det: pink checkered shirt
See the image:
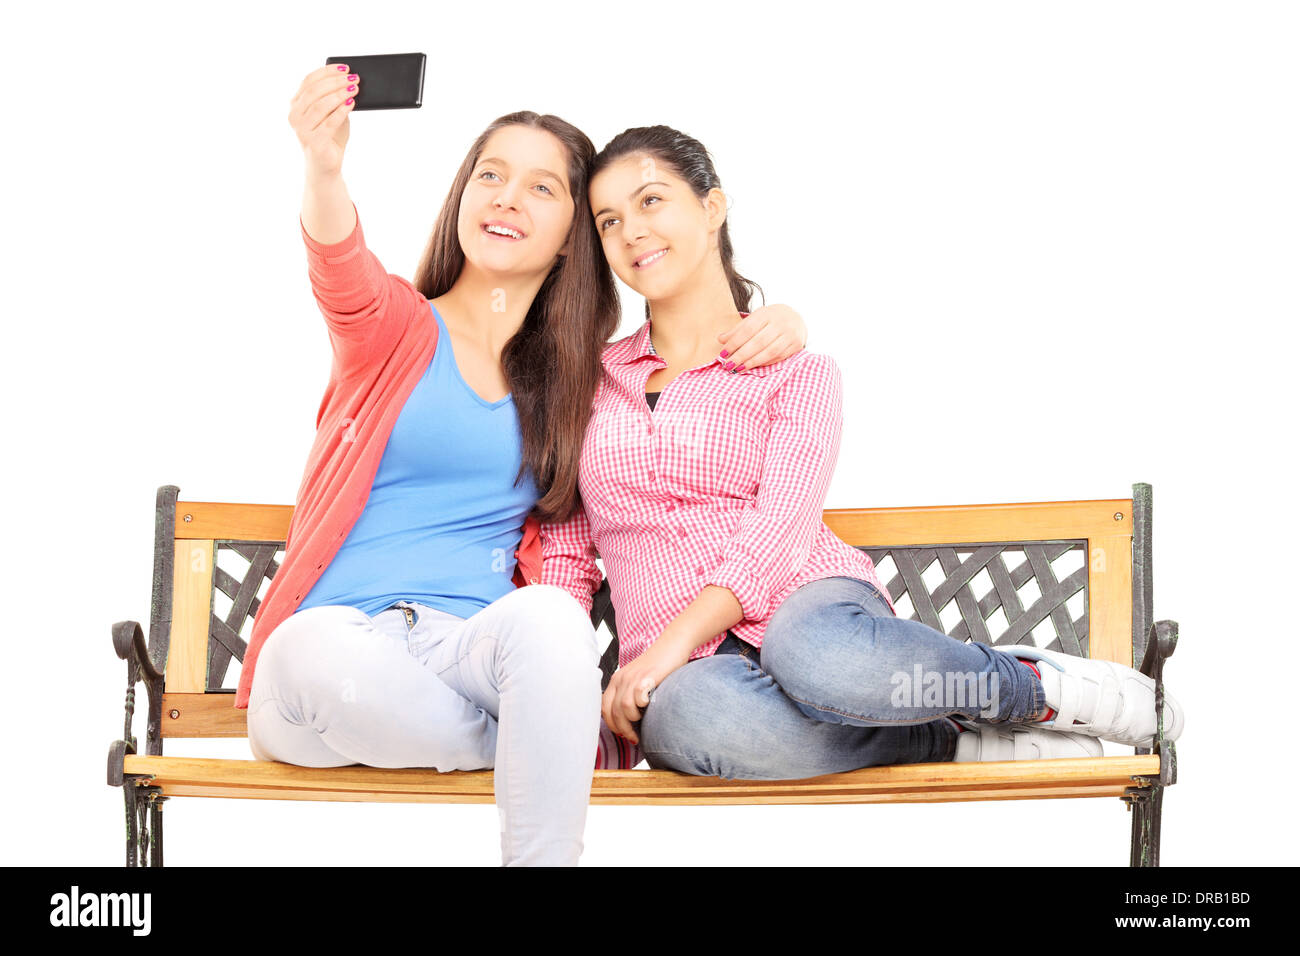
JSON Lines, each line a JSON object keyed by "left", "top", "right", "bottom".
{"left": 541, "top": 318, "right": 895, "bottom": 668}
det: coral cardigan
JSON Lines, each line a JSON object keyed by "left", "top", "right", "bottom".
{"left": 233, "top": 205, "right": 542, "bottom": 709}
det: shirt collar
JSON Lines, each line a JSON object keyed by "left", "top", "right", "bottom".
{"left": 605, "top": 315, "right": 787, "bottom": 376}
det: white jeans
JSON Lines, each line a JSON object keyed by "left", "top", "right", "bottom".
{"left": 247, "top": 584, "right": 602, "bottom": 866}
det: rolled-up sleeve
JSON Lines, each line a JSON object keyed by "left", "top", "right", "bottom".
{"left": 300, "top": 202, "right": 421, "bottom": 379}
{"left": 540, "top": 502, "right": 603, "bottom": 616}
{"left": 707, "top": 353, "right": 844, "bottom": 621}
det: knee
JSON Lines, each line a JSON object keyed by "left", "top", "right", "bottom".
{"left": 514, "top": 583, "right": 594, "bottom": 625}
{"left": 761, "top": 597, "right": 882, "bottom": 698}
{"left": 494, "top": 585, "right": 601, "bottom": 678}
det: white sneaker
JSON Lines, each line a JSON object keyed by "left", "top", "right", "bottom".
{"left": 951, "top": 718, "right": 1104, "bottom": 761}
{"left": 1006, "top": 644, "right": 1184, "bottom": 748}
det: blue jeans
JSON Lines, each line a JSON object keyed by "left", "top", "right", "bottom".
{"left": 247, "top": 584, "right": 602, "bottom": 865}
{"left": 638, "top": 576, "right": 1047, "bottom": 780}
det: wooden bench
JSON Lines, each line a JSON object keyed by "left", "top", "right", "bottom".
{"left": 107, "top": 482, "right": 1179, "bottom": 866}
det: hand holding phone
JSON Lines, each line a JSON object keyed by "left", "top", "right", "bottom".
{"left": 289, "top": 64, "right": 359, "bottom": 180}
{"left": 324, "top": 53, "right": 425, "bottom": 111}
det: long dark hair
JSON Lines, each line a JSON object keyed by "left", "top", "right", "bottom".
{"left": 591, "top": 125, "right": 764, "bottom": 318}
{"left": 413, "top": 112, "right": 619, "bottom": 524}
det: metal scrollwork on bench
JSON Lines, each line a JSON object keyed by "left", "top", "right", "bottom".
{"left": 208, "top": 541, "right": 284, "bottom": 690}
{"left": 860, "top": 541, "right": 1089, "bottom": 654}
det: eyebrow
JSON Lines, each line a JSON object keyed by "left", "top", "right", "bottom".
{"left": 477, "top": 157, "right": 568, "bottom": 195}
{"left": 593, "top": 182, "right": 670, "bottom": 219}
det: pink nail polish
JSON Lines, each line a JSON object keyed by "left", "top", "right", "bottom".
{"left": 719, "top": 349, "right": 729, "bottom": 358}
{"left": 347, "top": 84, "right": 356, "bottom": 91}
{"left": 735, "top": 364, "right": 745, "bottom": 372}
{"left": 723, "top": 361, "right": 735, "bottom": 371}
{"left": 345, "top": 97, "right": 354, "bottom": 105}
{"left": 336, "top": 65, "right": 348, "bottom": 71}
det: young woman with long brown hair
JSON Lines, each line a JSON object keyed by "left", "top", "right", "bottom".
{"left": 232, "top": 68, "right": 808, "bottom": 865}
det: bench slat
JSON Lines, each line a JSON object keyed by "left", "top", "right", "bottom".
{"left": 165, "top": 540, "right": 215, "bottom": 693}
{"left": 122, "top": 755, "right": 1157, "bottom": 806}
{"left": 173, "top": 501, "right": 295, "bottom": 541}
{"left": 821, "top": 499, "right": 1130, "bottom": 548}
{"left": 1090, "top": 531, "right": 1134, "bottom": 665}
{"left": 149, "top": 783, "right": 1141, "bottom": 805}
{"left": 172, "top": 499, "right": 1130, "bottom": 548}
{"left": 161, "top": 693, "right": 245, "bottom": 737}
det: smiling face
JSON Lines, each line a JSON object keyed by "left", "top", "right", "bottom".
{"left": 456, "top": 124, "right": 576, "bottom": 280}
{"left": 589, "top": 153, "right": 726, "bottom": 300}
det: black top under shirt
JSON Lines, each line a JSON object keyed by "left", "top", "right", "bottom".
{"left": 647, "top": 388, "right": 744, "bottom": 647}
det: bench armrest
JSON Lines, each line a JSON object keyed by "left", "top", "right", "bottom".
{"left": 1137, "top": 619, "right": 1179, "bottom": 786}
{"left": 108, "top": 619, "right": 166, "bottom": 787}
{"left": 112, "top": 620, "right": 163, "bottom": 682}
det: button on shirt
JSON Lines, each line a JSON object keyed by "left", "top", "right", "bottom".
{"left": 541, "top": 319, "right": 895, "bottom": 669}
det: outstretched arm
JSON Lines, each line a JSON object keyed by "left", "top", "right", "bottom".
{"left": 292, "top": 65, "right": 422, "bottom": 381}
{"left": 300, "top": 201, "right": 424, "bottom": 383}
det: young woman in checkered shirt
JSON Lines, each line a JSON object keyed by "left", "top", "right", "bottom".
{"left": 542, "top": 125, "right": 1184, "bottom": 775}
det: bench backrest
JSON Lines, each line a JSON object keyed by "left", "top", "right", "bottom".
{"left": 146, "top": 483, "right": 1154, "bottom": 739}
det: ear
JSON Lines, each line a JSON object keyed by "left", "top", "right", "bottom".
{"left": 704, "top": 186, "right": 728, "bottom": 232}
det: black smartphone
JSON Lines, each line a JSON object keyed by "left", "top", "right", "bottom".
{"left": 324, "top": 53, "right": 426, "bottom": 111}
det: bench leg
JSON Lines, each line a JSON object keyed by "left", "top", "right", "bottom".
{"left": 1125, "top": 617, "right": 1177, "bottom": 868}
{"left": 1126, "top": 782, "right": 1162, "bottom": 867}
{"left": 124, "top": 782, "right": 166, "bottom": 867}
{"left": 123, "top": 783, "right": 137, "bottom": 867}
{"left": 150, "top": 795, "right": 165, "bottom": 867}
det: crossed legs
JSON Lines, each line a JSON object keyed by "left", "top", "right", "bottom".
{"left": 639, "top": 576, "right": 1048, "bottom": 779}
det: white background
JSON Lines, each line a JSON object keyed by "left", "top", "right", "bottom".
{"left": 5, "top": 0, "right": 1296, "bottom": 866}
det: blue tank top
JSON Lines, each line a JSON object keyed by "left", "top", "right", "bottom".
{"left": 298, "top": 303, "right": 539, "bottom": 619}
